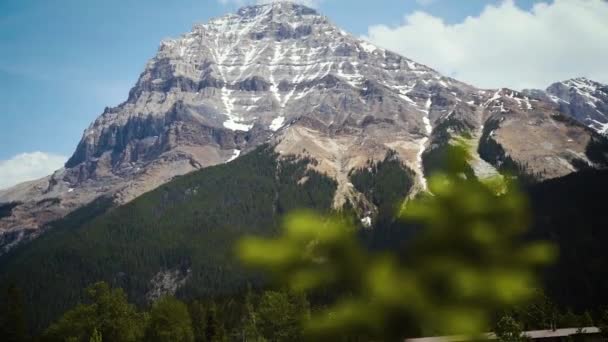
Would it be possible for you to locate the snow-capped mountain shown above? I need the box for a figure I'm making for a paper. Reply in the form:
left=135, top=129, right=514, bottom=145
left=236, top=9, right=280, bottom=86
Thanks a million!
left=545, top=78, right=608, bottom=135
left=1, top=2, right=606, bottom=252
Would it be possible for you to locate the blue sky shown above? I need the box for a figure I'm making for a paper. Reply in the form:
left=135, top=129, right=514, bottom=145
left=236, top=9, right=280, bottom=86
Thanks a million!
left=1, top=0, right=607, bottom=188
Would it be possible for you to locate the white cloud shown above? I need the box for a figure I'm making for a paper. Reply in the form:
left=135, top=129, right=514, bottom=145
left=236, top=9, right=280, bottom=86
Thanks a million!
left=219, top=0, right=325, bottom=8
left=0, top=152, right=67, bottom=190
left=365, top=0, right=608, bottom=90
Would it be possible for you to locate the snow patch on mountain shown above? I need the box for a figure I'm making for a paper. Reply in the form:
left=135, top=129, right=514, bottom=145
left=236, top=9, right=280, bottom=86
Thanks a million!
left=543, top=78, right=608, bottom=134
left=2, top=1, right=606, bottom=253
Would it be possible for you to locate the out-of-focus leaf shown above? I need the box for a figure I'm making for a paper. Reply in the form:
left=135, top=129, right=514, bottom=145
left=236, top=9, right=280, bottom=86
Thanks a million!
left=237, top=144, right=555, bottom=340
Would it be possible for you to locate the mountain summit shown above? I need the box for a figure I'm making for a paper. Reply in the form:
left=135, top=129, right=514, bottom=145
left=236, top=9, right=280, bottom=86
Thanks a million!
left=546, top=78, right=608, bottom=134
left=1, top=2, right=607, bottom=251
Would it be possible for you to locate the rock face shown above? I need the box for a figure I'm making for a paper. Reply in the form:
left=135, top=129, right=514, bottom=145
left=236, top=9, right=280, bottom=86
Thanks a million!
left=146, top=268, right=192, bottom=303
left=1, top=2, right=606, bottom=252
left=545, top=78, right=608, bottom=135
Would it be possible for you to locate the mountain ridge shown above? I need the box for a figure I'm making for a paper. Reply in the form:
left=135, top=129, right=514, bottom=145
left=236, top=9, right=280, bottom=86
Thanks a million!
left=1, top=1, right=607, bottom=252
left=524, top=77, right=608, bottom=135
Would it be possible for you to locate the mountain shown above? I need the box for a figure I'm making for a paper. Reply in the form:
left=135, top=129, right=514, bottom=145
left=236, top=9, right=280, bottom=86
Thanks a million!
left=0, top=146, right=340, bottom=331
left=548, top=78, right=608, bottom=134
left=524, top=77, right=608, bottom=135
left=1, top=2, right=607, bottom=253
left=2, top=2, right=608, bottom=333
left=1, top=143, right=605, bottom=334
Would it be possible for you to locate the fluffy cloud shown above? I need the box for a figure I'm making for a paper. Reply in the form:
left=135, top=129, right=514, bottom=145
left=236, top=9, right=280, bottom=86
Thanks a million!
left=365, top=0, right=608, bottom=90
left=0, top=152, right=67, bottom=190
left=219, top=0, right=325, bottom=8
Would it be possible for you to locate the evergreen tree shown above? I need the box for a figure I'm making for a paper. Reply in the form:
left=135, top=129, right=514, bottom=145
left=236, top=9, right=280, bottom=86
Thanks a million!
left=43, top=282, right=145, bottom=342
left=495, top=316, right=528, bottom=342
left=560, top=310, right=582, bottom=328
left=598, top=309, right=608, bottom=337
left=88, top=328, right=102, bottom=342
left=204, top=303, right=226, bottom=342
left=256, top=291, right=308, bottom=342
left=188, top=301, right=207, bottom=342
left=581, top=311, right=594, bottom=328
left=241, top=290, right=265, bottom=342
left=514, top=290, right=560, bottom=330
left=145, top=297, right=194, bottom=342
left=1, top=284, right=28, bottom=342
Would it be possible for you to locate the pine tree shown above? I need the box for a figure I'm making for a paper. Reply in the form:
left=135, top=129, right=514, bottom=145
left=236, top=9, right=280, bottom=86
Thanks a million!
left=241, top=289, right=265, bottom=342
left=145, top=296, right=194, bottom=342
left=256, top=291, right=307, bottom=342
left=495, top=315, right=527, bottom=342
left=204, top=302, right=226, bottom=342
left=43, top=282, right=145, bottom=342
left=1, top=284, right=27, bottom=342
left=89, top=328, right=102, bottom=342
left=598, top=309, right=608, bottom=337
left=188, top=301, right=207, bottom=342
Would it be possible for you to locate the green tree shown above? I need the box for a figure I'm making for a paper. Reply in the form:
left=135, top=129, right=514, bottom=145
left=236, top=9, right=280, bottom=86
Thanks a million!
left=145, top=296, right=194, bottom=342
left=495, top=315, right=527, bottom=342
left=188, top=301, right=207, bottom=342
left=241, top=290, right=266, bottom=342
left=581, top=311, right=594, bottom=328
left=256, top=291, right=308, bottom=342
left=561, top=310, right=582, bottom=328
left=514, top=290, right=560, bottom=330
left=1, top=284, right=28, bottom=342
left=88, top=328, right=102, bottom=342
left=43, top=282, right=145, bottom=342
left=598, top=309, right=608, bottom=337
left=238, top=144, right=556, bottom=341
left=204, top=303, right=226, bottom=342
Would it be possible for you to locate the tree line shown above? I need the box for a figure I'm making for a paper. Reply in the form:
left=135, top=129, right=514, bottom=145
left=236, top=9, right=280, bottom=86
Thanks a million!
left=1, top=281, right=312, bottom=342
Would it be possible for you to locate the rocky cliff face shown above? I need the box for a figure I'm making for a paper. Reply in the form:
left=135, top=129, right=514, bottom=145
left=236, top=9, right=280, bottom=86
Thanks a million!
left=523, top=78, right=608, bottom=135
left=1, top=2, right=606, bottom=252
left=546, top=78, right=608, bottom=135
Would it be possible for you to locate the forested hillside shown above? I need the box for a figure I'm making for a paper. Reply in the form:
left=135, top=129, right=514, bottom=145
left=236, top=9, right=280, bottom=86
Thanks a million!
left=1, top=145, right=608, bottom=337
left=0, top=146, right=342, bottom=332
left=527, top=169, right=608, bottom=312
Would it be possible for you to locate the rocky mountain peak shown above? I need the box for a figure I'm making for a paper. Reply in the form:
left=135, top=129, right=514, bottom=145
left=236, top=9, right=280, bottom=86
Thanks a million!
left=235, top=1, right=319, bottom=18
left=549, top=77, right=605, bottom=99
left=544, top=78, right=608, bottom=134
left=2, top=3, right=607, bottom=253
left=197, top=1, right=327, bottom=43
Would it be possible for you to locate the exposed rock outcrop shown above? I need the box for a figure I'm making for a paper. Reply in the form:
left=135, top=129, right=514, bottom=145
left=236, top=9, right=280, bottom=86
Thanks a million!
left=1, top=2, right=606, bottom=252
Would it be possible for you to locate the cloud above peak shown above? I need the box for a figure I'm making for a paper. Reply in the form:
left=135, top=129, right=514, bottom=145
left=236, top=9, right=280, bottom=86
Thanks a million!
left=365, top=0, right=608, bottom=90
left=0, top=152, right=67, bottom=190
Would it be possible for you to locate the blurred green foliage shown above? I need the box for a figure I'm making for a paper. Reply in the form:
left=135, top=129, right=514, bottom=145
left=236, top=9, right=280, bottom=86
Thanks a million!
left=238, top=144, right=556, bottom=340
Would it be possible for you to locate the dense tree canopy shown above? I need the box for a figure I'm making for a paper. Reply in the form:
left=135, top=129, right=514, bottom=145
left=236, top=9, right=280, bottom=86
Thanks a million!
left=145, top=297, right=194, bottom=342
left=43, top=282, right=146, bottom=342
